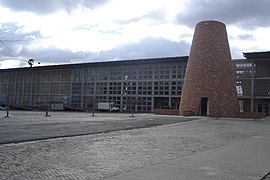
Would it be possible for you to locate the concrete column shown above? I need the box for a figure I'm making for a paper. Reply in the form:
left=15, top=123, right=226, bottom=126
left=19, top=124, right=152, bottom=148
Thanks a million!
left=251, top=61, right=255, bottom=112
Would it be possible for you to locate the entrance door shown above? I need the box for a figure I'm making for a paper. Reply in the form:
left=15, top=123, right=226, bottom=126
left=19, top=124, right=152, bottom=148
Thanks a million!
left=200, top=97, right=208, bottom=116
left=258, top=104, right=262, bottom=112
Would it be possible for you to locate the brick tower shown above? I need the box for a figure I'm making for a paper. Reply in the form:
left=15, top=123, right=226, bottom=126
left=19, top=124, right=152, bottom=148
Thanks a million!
left=179, top=20, right=239, bottom=117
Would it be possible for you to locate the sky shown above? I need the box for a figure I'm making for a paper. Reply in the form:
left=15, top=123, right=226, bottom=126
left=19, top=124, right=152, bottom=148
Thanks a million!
left=0, top=0, right=269, bottom=69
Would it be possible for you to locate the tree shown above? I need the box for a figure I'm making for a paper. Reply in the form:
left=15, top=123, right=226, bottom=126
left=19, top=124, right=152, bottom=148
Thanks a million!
left=28, top=59, right=35, bottom=67
left=127, top=98, right=144, bottom=117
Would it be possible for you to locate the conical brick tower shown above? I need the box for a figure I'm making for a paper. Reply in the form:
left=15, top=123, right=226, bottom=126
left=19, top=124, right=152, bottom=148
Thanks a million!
left=179, top=20, right=239, bottom=117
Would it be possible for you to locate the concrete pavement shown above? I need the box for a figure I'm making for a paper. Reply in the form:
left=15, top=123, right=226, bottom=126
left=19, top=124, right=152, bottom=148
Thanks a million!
left=106, top=136, right=270, bottom=180
left=0, top=110, right=198, bottom=144
left=0, top=111, right=270, bottom=180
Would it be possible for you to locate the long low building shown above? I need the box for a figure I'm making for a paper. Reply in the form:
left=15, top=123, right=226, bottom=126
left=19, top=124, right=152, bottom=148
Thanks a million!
left=0, top=51, right=269, bottom=114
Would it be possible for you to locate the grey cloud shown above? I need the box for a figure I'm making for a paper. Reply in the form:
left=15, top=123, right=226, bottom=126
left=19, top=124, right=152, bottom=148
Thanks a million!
left=21, top=48, right=94, bottom=65
left=177, top=0, right=270, bottom=28
left=116, top=9, right=166, bottom=25
left=0, top=0, right=110, bottom=14
left=1, top=21, right=191, bottom=66
left=238, top=34, right=254, bottom=41
left=9, top=36, right=191, bottom=66
left=0, top=23, right=19, bottom=33
left=0, top=23, right=42, bottom=57
left=96, top=37, right=190, bottom=61
left=2, top=21, right=246, bottom=68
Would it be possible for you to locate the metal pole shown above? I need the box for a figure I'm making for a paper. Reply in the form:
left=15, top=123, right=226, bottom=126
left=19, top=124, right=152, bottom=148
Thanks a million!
left=5, top=73, right=10, bottom=118
left=6, top=105, right=9, bottom=118
left=45, top=105, right=50, bottom=117
left=92, top=100, right=95, bottom=117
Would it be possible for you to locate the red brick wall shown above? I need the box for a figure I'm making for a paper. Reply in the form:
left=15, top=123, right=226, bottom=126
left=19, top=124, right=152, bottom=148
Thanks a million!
left=237, top=112, right=266, bottom=119
left=153, top=109, right=179, bottom=115
left=179, top=21, right=239, bottom=118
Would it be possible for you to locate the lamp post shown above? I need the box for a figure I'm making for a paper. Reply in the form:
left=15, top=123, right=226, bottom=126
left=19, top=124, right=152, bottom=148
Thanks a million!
left=127, top=82, right=135, bottom=117
left=124, top=75, right=128, bottom=112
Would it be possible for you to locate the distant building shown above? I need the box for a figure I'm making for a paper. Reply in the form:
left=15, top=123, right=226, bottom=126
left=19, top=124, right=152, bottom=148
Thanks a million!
left=0, top=51, right=269, bottom=114
left=0, top=56, right=187, bottom=112
left=234, top=51, right=270, bottom=115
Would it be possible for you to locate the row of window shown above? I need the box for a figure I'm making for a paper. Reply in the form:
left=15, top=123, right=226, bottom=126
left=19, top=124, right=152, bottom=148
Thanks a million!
left=71, top=95, right=154, bottom=111
left=4, top=95, right=64, bottom=106
left=72, top=64, right=187, bottom=82
left=0, top=70, right=71, bottom=83
left=234, top=62, right=270, bottom=78
left=0, top=83, right=70, bottom=95
left=71, top=81, right=183, bottom=96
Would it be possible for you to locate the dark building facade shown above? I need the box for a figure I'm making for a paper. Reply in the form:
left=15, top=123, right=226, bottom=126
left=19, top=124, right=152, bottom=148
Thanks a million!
left=234, top=51, right=270, bottom=115
left=0, top=52, right=269, bottom=114
left=0, top=57, right=187, bottom=112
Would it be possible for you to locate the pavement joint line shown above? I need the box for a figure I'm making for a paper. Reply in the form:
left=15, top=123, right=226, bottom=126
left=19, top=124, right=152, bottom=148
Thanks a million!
left=261, top=171, right=270, bottom=180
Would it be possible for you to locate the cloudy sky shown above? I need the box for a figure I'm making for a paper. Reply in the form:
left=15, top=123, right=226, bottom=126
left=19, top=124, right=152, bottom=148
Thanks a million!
left=0, top=0, right=269, bottom=69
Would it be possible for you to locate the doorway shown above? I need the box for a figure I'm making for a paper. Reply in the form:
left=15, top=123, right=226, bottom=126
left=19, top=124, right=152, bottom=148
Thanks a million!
left=200, top=97, right=209, bottom=116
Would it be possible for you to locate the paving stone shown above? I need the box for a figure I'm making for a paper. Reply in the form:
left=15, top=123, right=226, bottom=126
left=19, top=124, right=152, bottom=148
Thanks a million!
left=0, top=111, right=269, bottom=179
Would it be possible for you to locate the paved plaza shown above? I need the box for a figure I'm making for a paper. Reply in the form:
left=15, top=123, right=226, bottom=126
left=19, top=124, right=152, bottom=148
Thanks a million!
left=0, top=111, right=197, bottom=145
left=0, top=110, right=270, bottom=179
